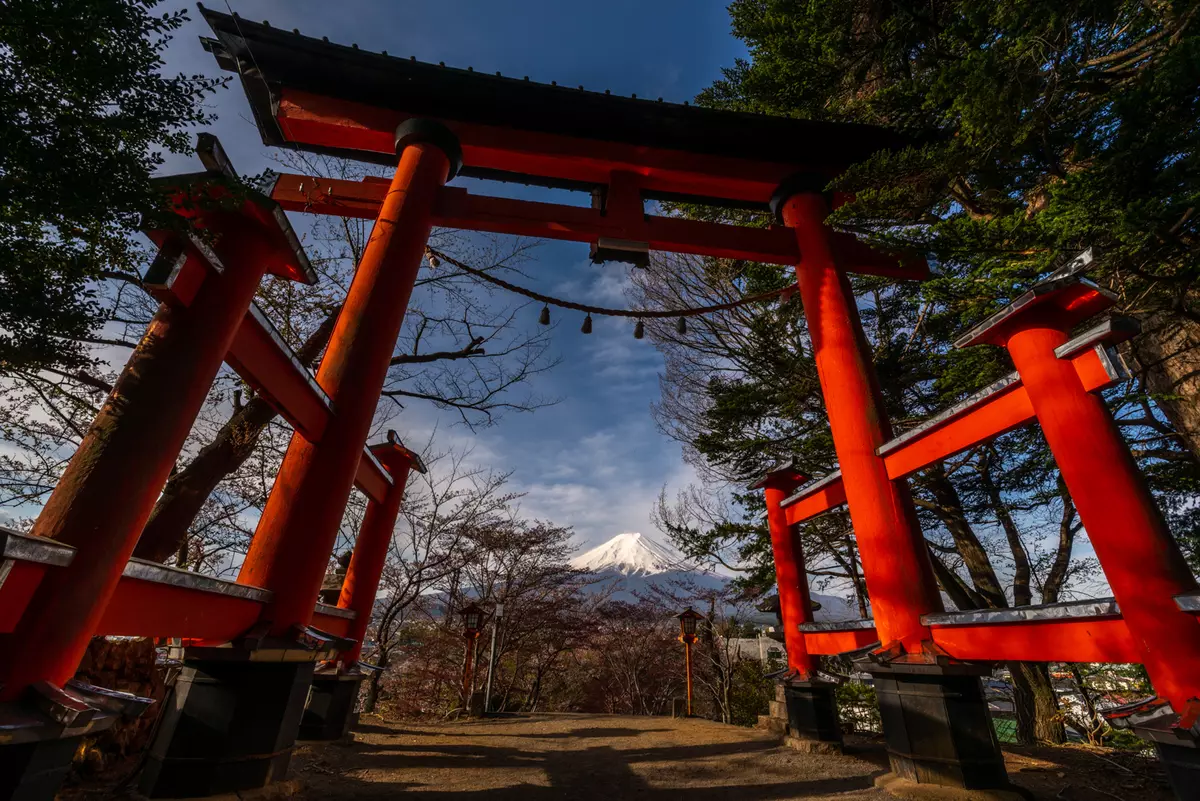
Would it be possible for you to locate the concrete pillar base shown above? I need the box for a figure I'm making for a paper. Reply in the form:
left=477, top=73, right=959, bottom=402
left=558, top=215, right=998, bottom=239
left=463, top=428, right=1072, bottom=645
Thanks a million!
left=861, top=659, right=1015, bottom=793
left=297, top=672, right=362, bottom=742
left=783, top=679, right=843, bottom=747
left=140, top=658, right=314, bottom=799
left=874, top=773, right=1032, bottom=800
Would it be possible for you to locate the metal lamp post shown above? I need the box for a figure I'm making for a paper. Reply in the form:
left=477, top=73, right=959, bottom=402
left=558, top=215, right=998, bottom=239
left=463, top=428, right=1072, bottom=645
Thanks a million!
left=676, top=608, right=703, bottom=717
left=484, top=603, right=504, bottom=714
left=459, top=602, right=484, bottom=711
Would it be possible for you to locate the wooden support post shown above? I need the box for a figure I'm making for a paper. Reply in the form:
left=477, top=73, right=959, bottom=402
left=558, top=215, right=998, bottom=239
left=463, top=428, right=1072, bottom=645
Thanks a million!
left=0, top=229, right=269, bottom=700
left=237, top=125, right=456, bottom=635
left=337, top=436, right=423, bottom=668
left=780, top=191, right=942, bottom=650
left=755, top=466, right=817, bottom=678
left=1003, top=314, right=1200, bottom=716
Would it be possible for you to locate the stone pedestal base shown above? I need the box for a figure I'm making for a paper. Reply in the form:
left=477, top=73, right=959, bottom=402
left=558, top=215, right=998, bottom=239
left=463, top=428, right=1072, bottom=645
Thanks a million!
left=1153, top=741, right=1200, bottom=801
left=297, top=673, right=362, bottom=742
left=0, top=680, right=151, bottom=801
left=862, top=659, right=1016, bottom=794
left=783, top=679, right=843, bottom=746
left=0, top=735, right=80, bottom=801
left=785, top=735, right=843, bottom=755
left=140, top=658, right=314, bottom=798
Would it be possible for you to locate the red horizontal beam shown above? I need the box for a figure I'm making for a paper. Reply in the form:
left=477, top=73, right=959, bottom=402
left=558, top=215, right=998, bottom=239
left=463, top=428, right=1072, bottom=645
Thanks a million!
left=311, top=609, right=354, bottom=640
left=271, top=174, right=928, bottom=279
left=98, top=576, right=264, bottom=643
left=96, top=574, right=356, bottom=644
left=276, top=89, right=797, bottom=205
left=803, top=628, right=878, bottom=655
left=784, top=480, right=848, bottom=528
left=800, top=615, right=1140, bottom=664
left=784, top=346, right=1124, bottom=526
left=882, top=346, right=1120, bottom=482
left=930, top=616, right=1141, bottom=664
left=143, top=243, right=393, bottom=504
left=227, top=306, right=330, bottom=442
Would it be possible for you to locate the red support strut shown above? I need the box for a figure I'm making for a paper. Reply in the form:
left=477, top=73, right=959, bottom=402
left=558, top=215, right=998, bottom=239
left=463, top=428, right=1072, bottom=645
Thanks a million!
left=0, top=228, right=270, bottom=699
left=337, top=437, right=423, bottom=667
left=757, top=467, right=817, bottom=677
left=237, top=129, right=454, bottom=635
left=782, top=192, right=943, bottom=650
left=1004, top=322, right=1200, bottom=715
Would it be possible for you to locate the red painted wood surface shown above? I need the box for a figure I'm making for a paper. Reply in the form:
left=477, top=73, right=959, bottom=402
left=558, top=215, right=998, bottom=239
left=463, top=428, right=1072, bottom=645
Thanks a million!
left=337, top=444, right=415, bottom=666
left=269, top=174, right=929, bottom=280
left=275, top=89, right=799, bottom=205
left=238, top=143, right=449, bottom=634
left=785, top=192, right=942, bottom=650
left=929, top=617, right=1142, bottom=664
left=0, top=562, right=48, bottom=633
left=783, top=346, right=1126, bottom=527
left=1006, top=322, right=1200, bottom=714
left=804, top=628, right=879, bottom=656
left=99, top=577, right=263, bottom=643
left=0, top=227, right=270, bottom=701
left=763, top=475, right=817, bottom=677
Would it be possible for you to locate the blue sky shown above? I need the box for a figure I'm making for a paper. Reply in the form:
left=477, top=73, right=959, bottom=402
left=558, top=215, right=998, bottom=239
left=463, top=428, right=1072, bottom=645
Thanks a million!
left=156, top=1, right=749, bottom=551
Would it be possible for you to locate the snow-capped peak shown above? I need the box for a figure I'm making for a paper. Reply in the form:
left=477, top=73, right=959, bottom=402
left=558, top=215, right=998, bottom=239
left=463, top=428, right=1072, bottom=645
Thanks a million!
left=569, top=532, right=691, bottom=577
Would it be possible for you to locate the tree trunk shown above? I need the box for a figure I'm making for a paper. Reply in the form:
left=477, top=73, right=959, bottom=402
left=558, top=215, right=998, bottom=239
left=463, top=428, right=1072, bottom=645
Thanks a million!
left=923, top=463, right=1007, bottom=608
left=132, top=307, right=340, bottom=562
left=1008, top=661, right=1065, bottom=744
left=1127, top=311, right=1200, bottom=464
left=363, top=665, right=383, bottom=713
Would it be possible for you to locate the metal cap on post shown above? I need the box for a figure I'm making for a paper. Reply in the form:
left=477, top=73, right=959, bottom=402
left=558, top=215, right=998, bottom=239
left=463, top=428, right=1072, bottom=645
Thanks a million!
left=394, top=119, right=463, bottom=180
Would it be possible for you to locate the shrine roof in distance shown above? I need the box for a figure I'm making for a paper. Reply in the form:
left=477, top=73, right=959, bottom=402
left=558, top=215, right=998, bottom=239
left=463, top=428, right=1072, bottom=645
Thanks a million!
left=197, top=5, right=916, bottom=208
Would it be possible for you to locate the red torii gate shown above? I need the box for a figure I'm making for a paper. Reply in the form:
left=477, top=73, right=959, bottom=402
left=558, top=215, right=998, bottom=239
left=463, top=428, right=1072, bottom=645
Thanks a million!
left=0, top=7, right=1196, bottom=801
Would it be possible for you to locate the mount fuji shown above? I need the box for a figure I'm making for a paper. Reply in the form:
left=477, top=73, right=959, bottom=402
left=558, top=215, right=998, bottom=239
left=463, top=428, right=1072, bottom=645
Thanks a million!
left=569, top=532, right=700, bottom=577
left=570, top=532, right=857, bottom=622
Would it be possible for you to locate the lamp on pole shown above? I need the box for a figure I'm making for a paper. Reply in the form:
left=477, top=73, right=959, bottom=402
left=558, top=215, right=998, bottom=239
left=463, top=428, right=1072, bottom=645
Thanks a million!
left=676, top=608, right=703, bottom=717
left=484, top=603, right=504, bottom=714
left=459, top=602, right=484, bottom=712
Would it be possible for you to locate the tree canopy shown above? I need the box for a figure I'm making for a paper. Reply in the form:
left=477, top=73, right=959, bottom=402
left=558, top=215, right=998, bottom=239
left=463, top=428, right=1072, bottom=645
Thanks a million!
left=0, top=0, right=222, bottom=373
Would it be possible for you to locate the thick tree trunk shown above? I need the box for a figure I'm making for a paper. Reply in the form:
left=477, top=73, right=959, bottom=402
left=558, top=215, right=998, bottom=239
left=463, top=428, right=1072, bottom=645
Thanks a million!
left=1009, top=661, right=1065, bottom=744
left=132, top=307, right=340, bottom=562
left=1127, top=311, right=1200, bottom=463
left=923, top=463, right=1008, bottom=608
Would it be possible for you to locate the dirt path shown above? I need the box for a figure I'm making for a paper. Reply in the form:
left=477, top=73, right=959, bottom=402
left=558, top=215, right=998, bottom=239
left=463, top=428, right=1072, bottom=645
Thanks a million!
left=293, top=713, right=1176, bottom=800
left=294, top=713, right=890, bottom=800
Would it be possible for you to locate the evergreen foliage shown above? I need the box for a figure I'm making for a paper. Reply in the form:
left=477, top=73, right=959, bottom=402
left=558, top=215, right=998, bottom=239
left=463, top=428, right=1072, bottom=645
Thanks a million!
left=0, top=0, right=223, bottom=373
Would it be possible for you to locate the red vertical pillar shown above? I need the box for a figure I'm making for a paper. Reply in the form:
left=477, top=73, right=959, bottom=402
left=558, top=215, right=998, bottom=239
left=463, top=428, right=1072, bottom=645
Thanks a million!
left=780, top=191, right=942, bottom=650
left=758, top=469, right=816, bottom=677
left=0, top=229, right=269, bottom=699
left=238, top=123, right=459, bottom=635
left=337, top=438, right=423, bottom=667
left=1005, top=325, right=1200, bottom=714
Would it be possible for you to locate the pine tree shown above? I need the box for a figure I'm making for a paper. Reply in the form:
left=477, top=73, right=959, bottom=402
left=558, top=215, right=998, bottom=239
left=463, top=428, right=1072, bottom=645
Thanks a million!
left=0, top=0, right=223, bottom=373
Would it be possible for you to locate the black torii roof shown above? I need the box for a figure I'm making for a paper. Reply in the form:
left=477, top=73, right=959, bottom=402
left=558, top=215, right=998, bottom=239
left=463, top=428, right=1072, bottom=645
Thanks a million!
left=198, top=5, right=912, bottom=196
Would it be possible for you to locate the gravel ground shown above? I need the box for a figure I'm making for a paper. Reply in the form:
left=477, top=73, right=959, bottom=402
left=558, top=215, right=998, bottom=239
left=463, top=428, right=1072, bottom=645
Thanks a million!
left=292, top=714, right=1176, bottom=801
